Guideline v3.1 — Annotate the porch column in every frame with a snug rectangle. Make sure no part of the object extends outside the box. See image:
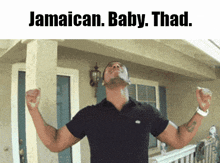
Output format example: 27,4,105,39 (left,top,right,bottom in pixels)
23,39,58,163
